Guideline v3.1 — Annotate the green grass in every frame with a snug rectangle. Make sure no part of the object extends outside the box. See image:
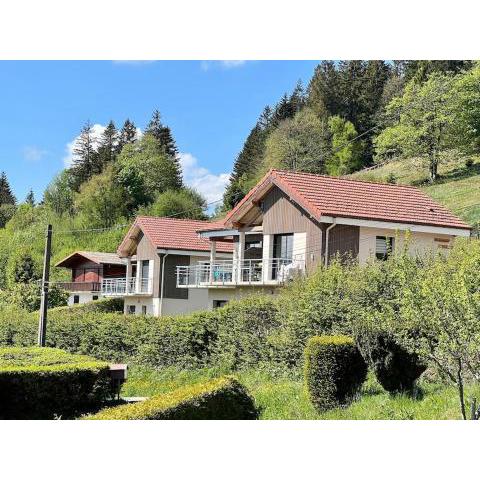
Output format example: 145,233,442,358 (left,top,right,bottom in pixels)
121,365,480,420
350,155,480,226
